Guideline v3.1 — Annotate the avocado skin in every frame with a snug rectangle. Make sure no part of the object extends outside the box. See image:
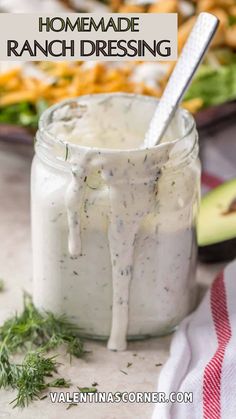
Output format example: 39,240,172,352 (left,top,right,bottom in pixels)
198,179,236,260
199,237,236,263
